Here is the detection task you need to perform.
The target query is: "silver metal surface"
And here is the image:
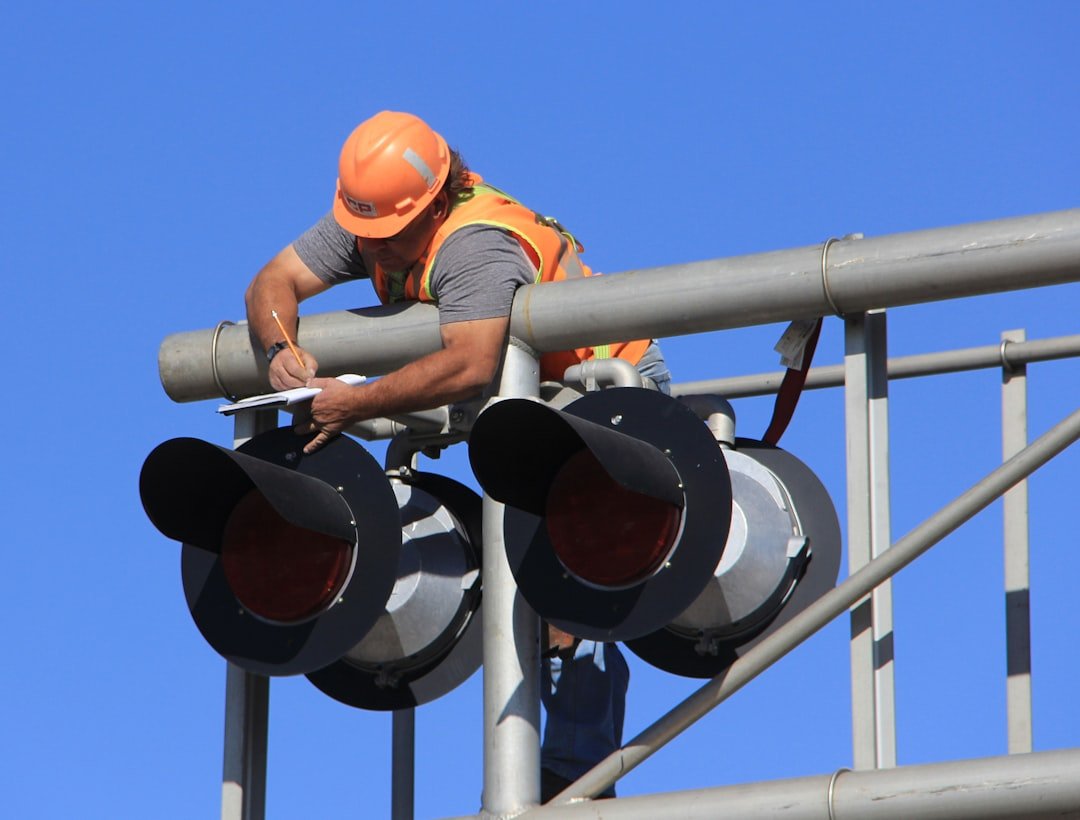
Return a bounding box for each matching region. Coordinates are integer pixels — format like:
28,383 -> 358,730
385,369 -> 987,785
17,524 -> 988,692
844,310 -> 897,770
562,358 -> 644,391
673,333 -> 1080,399
221,664 -> 268,820
676,394 -> 736,446
481,341 -> 542,816
159,210 -> 1080,403
670,450 -> 802,636
1001,329 -> 1033,753
345,481 -> 472,664
476,749 -> 1080,819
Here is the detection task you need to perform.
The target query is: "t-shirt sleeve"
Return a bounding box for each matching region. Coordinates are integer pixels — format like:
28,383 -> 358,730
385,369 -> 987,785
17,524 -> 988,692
293,211 -> 368,284
428,224 -> 537,324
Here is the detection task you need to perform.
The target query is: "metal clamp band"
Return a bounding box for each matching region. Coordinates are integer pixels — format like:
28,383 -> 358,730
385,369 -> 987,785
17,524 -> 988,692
1000,338 -> 1016,373
827,767 -> 850,820
211,320 -> 239,401
821,237 -> 844,318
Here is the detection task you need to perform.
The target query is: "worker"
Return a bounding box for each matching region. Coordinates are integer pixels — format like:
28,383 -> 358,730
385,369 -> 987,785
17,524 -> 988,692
244,111 -> 671,801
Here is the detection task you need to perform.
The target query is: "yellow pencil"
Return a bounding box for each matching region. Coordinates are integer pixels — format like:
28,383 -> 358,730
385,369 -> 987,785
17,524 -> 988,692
271,310 -> 307,370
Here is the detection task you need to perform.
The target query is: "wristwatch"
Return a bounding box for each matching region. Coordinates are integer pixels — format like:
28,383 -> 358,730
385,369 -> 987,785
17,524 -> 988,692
265,341 -> 291,363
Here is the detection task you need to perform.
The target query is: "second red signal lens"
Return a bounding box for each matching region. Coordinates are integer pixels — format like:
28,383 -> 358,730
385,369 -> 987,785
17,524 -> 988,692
545,449 -> 682,588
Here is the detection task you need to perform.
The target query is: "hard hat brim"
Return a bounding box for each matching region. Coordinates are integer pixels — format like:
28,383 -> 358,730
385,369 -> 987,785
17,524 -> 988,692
332,180 -> 433,239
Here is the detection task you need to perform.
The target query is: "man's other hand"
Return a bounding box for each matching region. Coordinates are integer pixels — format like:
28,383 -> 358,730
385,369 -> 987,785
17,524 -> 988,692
298,376 -> 359,453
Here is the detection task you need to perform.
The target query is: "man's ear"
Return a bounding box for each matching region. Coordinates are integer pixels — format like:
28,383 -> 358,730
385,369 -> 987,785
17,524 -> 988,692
432,190 -> 450,220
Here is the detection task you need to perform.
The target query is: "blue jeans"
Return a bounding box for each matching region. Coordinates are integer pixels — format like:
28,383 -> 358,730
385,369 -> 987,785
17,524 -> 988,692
540,640 -> 629,797
635,340 -> 672,396
539,340 -> 670,795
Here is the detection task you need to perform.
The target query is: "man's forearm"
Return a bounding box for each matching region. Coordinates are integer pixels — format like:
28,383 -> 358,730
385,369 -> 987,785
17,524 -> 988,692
344,347 -> 493,420
244,245 -> 331,355
246,277 -> 300,353
302,315 -> 508,453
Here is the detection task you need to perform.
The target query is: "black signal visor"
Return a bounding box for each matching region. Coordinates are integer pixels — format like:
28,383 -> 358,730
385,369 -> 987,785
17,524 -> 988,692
140,437 -> 356,553
468,397 -> 685,515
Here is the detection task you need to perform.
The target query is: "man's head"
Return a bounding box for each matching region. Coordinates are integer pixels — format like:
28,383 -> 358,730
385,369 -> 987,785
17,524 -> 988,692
333,111 -> 470,269
334,111 -> 449,237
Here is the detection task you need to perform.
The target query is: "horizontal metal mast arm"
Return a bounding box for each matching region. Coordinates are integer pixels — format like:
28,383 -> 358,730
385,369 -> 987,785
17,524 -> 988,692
159,209 -> 1080,403
674,332 -> 1080,398
159,303 -> 444,403
513,208 -> 1080,350
504,749 -> 1080,820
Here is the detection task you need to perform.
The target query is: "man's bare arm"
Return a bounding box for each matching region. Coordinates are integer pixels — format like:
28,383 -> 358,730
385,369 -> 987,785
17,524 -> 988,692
245,245 -> 330,388
302,316 -> 509,453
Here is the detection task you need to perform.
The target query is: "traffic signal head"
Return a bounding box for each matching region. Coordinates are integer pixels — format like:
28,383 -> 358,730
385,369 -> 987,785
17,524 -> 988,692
140,427 -> 402,677
306,470 -> 484,710
625,437 -> 842,677
141,427 -> 485,707
468,387 -> 733,642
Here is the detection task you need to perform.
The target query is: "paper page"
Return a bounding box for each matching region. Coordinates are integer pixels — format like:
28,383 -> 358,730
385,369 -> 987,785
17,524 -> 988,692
774,319 -> 818,370
217,374 -> 366,415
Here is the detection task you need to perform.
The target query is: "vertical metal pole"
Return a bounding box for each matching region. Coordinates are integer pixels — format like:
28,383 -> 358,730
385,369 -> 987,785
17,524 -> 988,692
1001,329 -> 1033,753
844,310 -> 897,769
386,440 -> 419,820
392,709 -> 416,820
482,340 -> 542,816
222,666 -> 269,820
221,409 -> 276,820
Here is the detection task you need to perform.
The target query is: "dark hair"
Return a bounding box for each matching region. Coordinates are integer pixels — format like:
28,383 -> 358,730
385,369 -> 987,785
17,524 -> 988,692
444,147 -> 472,201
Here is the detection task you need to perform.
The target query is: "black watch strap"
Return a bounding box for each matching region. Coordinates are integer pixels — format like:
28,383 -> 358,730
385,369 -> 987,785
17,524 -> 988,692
265,341 -> 291,363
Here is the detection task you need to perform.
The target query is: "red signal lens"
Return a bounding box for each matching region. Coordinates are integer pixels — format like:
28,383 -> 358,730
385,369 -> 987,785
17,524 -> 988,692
221,490 -> 353,623
545,449 -> 682,588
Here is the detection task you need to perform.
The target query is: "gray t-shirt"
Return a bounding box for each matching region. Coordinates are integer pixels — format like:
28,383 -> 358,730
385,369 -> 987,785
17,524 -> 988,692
293,212 -> 536,324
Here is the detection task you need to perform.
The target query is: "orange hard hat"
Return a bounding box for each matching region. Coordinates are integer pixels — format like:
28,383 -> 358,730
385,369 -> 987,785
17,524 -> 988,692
332,111 -> 451,239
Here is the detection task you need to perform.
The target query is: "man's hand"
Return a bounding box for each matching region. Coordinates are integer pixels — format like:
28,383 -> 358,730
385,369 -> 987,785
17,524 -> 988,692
545,624 -> 581,660
268,345 -> 318,391
298,377 -> 360,454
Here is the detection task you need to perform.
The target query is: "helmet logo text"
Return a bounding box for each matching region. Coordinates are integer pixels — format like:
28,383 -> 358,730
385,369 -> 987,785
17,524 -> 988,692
343,194 -> 378,218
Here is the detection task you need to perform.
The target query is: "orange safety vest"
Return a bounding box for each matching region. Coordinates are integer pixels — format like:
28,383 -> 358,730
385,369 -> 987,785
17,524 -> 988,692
360,174 -> 650,381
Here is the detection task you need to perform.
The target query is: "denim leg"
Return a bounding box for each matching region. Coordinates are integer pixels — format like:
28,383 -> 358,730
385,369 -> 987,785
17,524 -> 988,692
540,640 -> 629,797
635,340 -> 672,395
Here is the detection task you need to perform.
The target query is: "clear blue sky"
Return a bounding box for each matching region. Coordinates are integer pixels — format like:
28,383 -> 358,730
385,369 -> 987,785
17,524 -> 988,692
4,3 -> 1078,818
